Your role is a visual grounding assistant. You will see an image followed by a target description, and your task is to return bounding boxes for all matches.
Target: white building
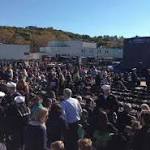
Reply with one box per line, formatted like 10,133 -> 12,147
41,40 -> 123,59
0,41 -> 123,60
41,40 -> 97,57
0,44 -> 30,60
97,47 -> 123,59
48,40 -> 96,49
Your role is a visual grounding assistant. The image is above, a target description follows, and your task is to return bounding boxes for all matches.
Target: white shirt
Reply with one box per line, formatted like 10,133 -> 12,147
61,97 -> 82,124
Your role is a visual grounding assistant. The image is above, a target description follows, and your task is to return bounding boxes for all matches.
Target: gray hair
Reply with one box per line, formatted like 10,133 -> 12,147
63,88 -> 72,98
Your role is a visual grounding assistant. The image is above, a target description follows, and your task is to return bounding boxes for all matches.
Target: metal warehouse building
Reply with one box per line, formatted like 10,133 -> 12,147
0,44 -> 30,60
40,40 -> 123,60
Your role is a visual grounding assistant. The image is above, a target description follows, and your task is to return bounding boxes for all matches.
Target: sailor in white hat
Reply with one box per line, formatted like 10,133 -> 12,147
6,81 -> 16,88
5,81 -> 21,102
14,96 -> 25,104
6,81 -> 17,94
0,91 -> 5,97
0,91 -> 5,104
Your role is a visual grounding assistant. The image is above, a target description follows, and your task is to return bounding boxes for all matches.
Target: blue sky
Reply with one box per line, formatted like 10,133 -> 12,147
0,0 -> 150,37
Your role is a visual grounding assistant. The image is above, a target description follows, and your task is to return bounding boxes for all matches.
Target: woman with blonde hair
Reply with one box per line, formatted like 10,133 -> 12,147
50,141 -> 64,150
24,107 -> 49,150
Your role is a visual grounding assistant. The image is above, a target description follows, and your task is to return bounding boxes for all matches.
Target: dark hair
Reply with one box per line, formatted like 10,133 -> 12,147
50,103 -> 63,116
106,95 -> 119,112
97,110 -> 108,130
49,90 -> 56,98
141,111 -> 150,126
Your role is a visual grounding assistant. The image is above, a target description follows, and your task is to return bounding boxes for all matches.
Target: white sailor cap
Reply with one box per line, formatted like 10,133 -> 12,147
132,68 -> 136,71
101,84 -> 111,91
0,91 -> 5,97
14,96 -> 25,103
6,82 -> 16,88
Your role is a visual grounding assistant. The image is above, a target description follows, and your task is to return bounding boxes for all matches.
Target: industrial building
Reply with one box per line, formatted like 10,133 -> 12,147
40,40 -> 97,57
40,40 -> 123,60
0,41 -> 123,60
123,37 -> 150,69
97,47 -> 123,59
0,44 -> 30,60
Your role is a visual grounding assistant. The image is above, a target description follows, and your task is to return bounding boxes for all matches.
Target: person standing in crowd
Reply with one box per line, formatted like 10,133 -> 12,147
95,71 -> 102,89
93,110 -> 118,150
61,88 -> 82,150
47,90 -> 57,104
95,84 -> 118,111
22,68 -> 28,80
58,72 -> 66,94
91,84 -> 118,134
5,64 -> 13,81
3,95 -> 30,150
17,76 -> 29,96
48,71 -> 59,93
133,110 -> 150,150
2,82 -> 21,106
117,103 -> 133,132
17,76 -> 29,105
30,94 -> 44,121
46,103 -> 67,147
1,82 -> 20,117
24,107 -> 48,150
65,71 -> 73,88
131,68 -> 139,88
101,70 -> 110,85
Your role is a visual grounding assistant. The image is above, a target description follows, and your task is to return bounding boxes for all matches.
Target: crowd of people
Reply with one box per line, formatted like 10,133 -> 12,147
0,60 -> 150,150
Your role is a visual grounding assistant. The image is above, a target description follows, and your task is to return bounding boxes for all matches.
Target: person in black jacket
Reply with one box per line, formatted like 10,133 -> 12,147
24,107 -> 49,150
92,110 -> 118,150
2,82 -> 24,150
94,85 -> 118,125
133,110 -> 150,150
46,103 -> 67,147
117,103 -> 133,132
95,85 -> 117,110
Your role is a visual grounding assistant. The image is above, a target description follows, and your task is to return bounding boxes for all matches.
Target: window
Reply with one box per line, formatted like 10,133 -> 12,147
98,49 -> 101,53
105,50 -> 108,54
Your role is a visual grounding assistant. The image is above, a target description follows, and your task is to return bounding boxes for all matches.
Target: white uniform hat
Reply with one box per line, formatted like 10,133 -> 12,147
132,68 -> 136,71
101,84 -> 111,91
6,82 -> 16,88
14,96 -> 25,103
0,91 -> 5,97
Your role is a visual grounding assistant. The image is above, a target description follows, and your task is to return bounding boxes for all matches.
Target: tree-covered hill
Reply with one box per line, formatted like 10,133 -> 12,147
0,26 -> 124,51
